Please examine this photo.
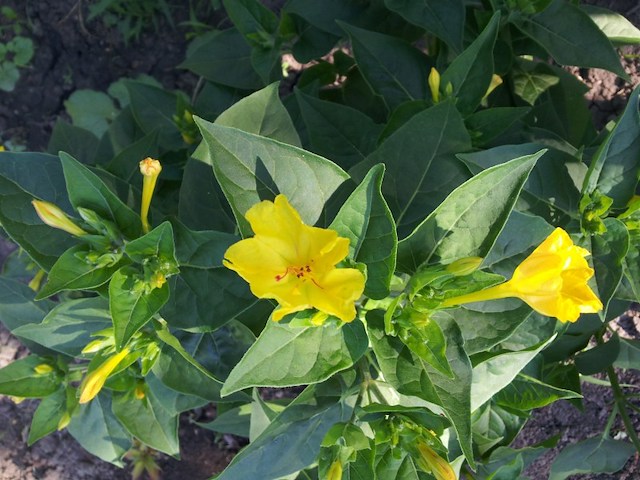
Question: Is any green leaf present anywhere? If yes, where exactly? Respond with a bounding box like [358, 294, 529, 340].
[590, 218, 629, 318]
[575, 333, 620, 375]
[145, 372, 209, 415]
[440, 12, 500, 114]
[215, 82, 301, 147]
[0, 61, 19, 91]
[110, 267, 169, 350]
[13, 297, 111, 357]
[64, 90, 118, 137]
[549, 437, 636, 480]
[512, 60, 560, 105]
[368, 310, 475, 468]
[198, 404, 252, 437]
[179, 29, 263, 90]
[384, 0, 464, 52]
[106, 131, 160, 182]
[352, 101, 471, 238]
[8, 36, 34, 66]
[329, 164, 397, 299]
[195, 117, 349, 237]
[582, 5, 640, 45]
[472, 402, 527, 456]
[216, 381, 357, 480]
[112, 389, 179, 456]
[511, 0, 627, 78]
[459, 144, 582, 225]
[28, 387, 67, 445]
[222, 319, 368, 395]
[222, 0, 279, 39]
[67, 392, 132, 467]
[339, 22, 429, 111]
[375, 448, 421, 480]
[0, 355, 60, 397]
[36, 245, 123, 299]
[47, 120, 100, 165]
[583, 85, 640, 209]
[0, 277, 52, 332]
[296, 89, 383, 170]
[60, 152, 141, 239]
[398, 310, 453, 377]
[614, 338, 640, 370]
[471, 336, 555, 411]
[397, 152, 542, 273]
[495, 373, 581, 411]
[162, 225, 259, 331]
[465, 107, 530, 147]
[125, 81, 182, 150]
[124, 221, 178, 267]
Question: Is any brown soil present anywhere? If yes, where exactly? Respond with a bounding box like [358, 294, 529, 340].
[1, 1, 640, 479]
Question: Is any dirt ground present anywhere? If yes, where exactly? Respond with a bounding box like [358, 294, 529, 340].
[0, 0, 640, 479]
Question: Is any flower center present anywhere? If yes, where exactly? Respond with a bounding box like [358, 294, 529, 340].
[275, 264, 312, 281]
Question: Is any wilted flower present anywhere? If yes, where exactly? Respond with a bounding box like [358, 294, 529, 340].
[441, 228, 602, 322]
[223, 195, 365, 323]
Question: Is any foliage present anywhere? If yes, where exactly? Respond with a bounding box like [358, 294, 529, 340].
[0, 6, 34, 92]
[1, 0, 640, 479]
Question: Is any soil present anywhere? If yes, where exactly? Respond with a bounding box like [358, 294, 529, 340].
[0, 0, 639, 479]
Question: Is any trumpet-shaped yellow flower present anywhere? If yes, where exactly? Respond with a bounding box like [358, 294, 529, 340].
[441, 228, 603, 323]
[416, 442, 456, 480]
[223, 195, 365, 323]
[79, 348, 130, 404]
[139, 157, 162, 233]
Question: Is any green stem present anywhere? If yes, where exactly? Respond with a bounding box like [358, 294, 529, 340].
[606, 364, 640, 453]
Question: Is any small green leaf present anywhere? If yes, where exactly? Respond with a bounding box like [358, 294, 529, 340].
[222, 319, 368, 395]
[0, 355, 60, 398]
[614, 338, 640, 370]
[124, 221, 178, 268]
[329, 164, 397, 299]
[495, 373, 582, 411]
[512, 60, 560, 105]
[110, 267, 169, 350]
[64, 90, 118, 137]
[28, 387, 67, 445]
[575, 333, 620, 375]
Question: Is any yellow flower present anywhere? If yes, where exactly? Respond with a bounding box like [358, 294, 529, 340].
[139, 158, 162, 233]
[326, 460, 343, 480]
[79, 348, 130, 404]
[32, 200, 88, 236]
[416, 442, 456, 480]
[441, 228, 603, 322]
[223, 195, 365, 323]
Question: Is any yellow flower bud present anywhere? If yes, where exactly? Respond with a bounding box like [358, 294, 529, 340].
[81, 338, 110, 354]
[428, 67, 441, 103]
[326, 460, 343, 480]
[0, 145, 5, 152]
[28, 269, 46, 292]
[79, 348, 130, 404]
[32, 200, 88, 236]
[57, 412, 71, 431]
[139, 158, 162, 234]
[483, 74, 503, 100]
[134, 385, 146, 400]
[34, 363, 54, 375]
[445, 257, 482, 276]
[416, 442, 456, 480]
[149, 272, 166, 290]
[9, 396, 25, 404]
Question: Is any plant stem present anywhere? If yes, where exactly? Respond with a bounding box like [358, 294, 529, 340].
[606, 364, 640, 453]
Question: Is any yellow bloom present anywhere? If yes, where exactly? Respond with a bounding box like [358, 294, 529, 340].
[223, 195, 365, 323]
[441, 228, 603, 322]
[79, 348, 130, 404]
[139, 158, 162, 233]
[32, 200, 88, 236]
[416, 442, 456, 480]
[325, 459, 343, 480]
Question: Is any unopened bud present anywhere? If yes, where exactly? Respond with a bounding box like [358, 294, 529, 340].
[428, 67, 441, 103]
[79, 348, 130, 404]
[139, 158, 162, 234]
[34, 363, 54, 375]
[445, 257, 482, 276]
[57, 412, 71, 431]
[82, 338, 110, 354]
[32, 200, 87, 236]
[134, 385, 146, 400]
[416, 442, 456, 480]
[326, 460, 343, 480]
[28, 269, 45, 291]
[483, 74, 503, 99]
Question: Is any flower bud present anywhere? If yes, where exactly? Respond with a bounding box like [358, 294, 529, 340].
[416, 442, 456, 480]
[57, 412, 71, 431]
[428, 67, 441, 103]
[445, 257, 482, 276]
[139, 158, 162, 234]
[149, 272, 166, 290]
[34, 363, 54, 375]
[32, 200, 87, 236]
[483, 74, 503, 99]
[28, 269, 45, 292]
[134, 385, 146, 400]
[79, 348, 130, 404]
[326, 460, 343, 480]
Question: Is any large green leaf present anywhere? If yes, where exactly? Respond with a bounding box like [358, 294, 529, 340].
[13, 297, 111, 357]
[195, 117, 349, 236]
[590, 218, 629, 318]
[368, 310, 475, 467]
[60, 152, 141, 239]
[340, 22, 429, 111]
[112, 389, 179, 456]
[36, 245, 124, 299]
[222, 319, 368, 395]
[67, 393, 132, 467]
[465, 107, 531, 147]
[161, 225, 259, 331]
[352, 101, 471, 238]
[459, 144, 582, 225]
[47, 120, 100, 165]
[0, 355, 60, 397]
[583, 5, 640, 45]
[471, 336, 555, 411]
[511, 0, 626, 77]
[179, 29, 262, 90]
[110, 266, 169, 350]
[440, 12, 500, 114]
[296, 89, 383, 170]
[329, 164, 397, 299]
[216, 380, 357, 480]
[106, 131, 160, 182]
[397, 152, 542, 273]
[549, 437, 636, 480]
[583, 85, 640, 209]
[0, 277, 52, 333]
[495, 373, 581, 411]
[384, 0, 464, 52]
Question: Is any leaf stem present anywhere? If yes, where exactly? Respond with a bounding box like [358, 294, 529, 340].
[606, 364, 640, 452]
